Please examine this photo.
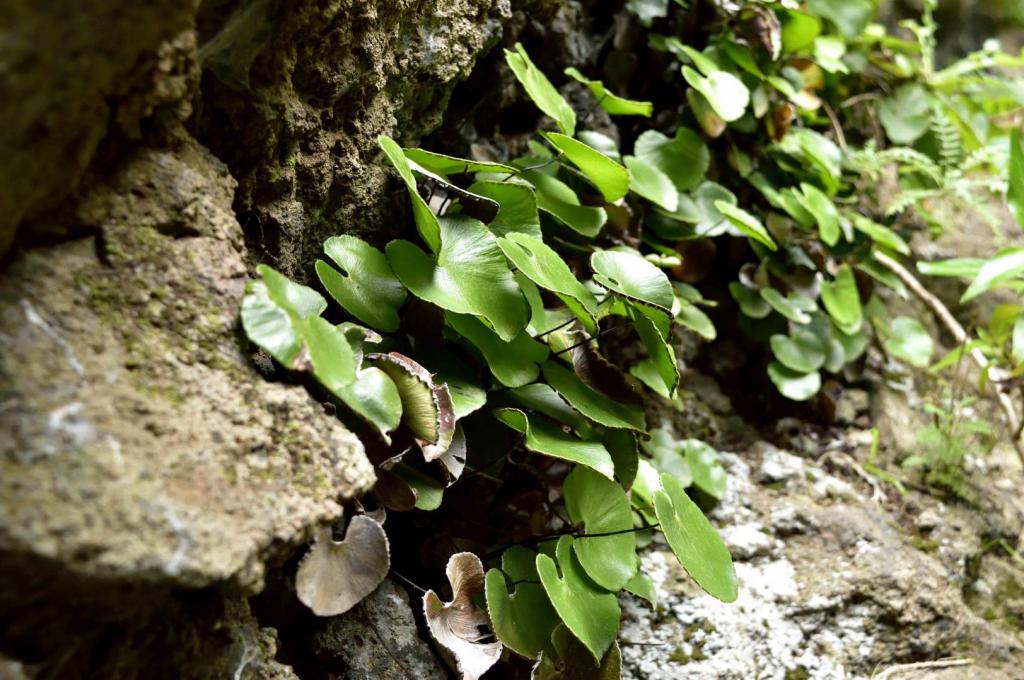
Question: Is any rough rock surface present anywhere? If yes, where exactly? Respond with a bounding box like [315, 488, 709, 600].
[622, 398, 1024, 680]
[0, 0, 511, 676]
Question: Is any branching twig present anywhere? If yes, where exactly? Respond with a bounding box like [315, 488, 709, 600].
[873, 251, 1024, 465]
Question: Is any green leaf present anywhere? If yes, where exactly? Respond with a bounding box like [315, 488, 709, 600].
[464, 180, 542, 239]
[634, 128, 710, 192]
[682, 440, 727, 501]
[505, 43, 576, 136]
[1009, 129, 1024, 231]
[676, 302, 716, 340]
[334, 365, 403, 441]
[316, 236, 407, 332]
[498, 233, 599, 326]
[639, 426, 692, 487]
[508, 383, 589, 432]
[543, 132, 630, 202]
[820, 264, 863, 334]
[564, 67, 653, 116]
[624, 155, 678, 211]
[522, 170, 608, 237]
[849, 214, 911, 255]
[729, 282, 772, 319]
[401, 147, 515, 175]
[807, 0, 873, 38]
[628, 304, 679, 397]
[446, 312, 549, 388]
[916, 258, 985, 279]
[682, 66, 750, 122]
[878, 84, 932, 145]
[367, 352, 456, 460]
[536, 536, 621, 663]
[591, 249, 674, 312]
[627, 569, 659, 610]
[415, 348, 487, 420]
[543, 362, 646, 432]
[654, 473, 738, 602]
[767, 362, 821, 401]
[494, 408, 616, 479]
[687, 88, 727, 138]
[258, 263, 327, 320]
[386, 215, 527, 342]
[796, 183, 840, 246]
[780, 10, 822, 52]
[761, 288, 814, 324]
[241, 280, 310, 367]
[602, 429, 639, 490]
[715, 202, 778, 251]
[378, 135, 442, 252]
[300, 316, 359, 392]
[485, 547, 558, 659]
[392, 463, 443, 510]
[770, 328, 829, 373]
[533, 624, 621, 680]
[885, 316, 934, 368]
[962, 247, 1024, 302]
[564, 466, 638, 590]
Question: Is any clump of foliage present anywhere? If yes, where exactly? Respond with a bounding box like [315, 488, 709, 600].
[240, 0, 1024, 675]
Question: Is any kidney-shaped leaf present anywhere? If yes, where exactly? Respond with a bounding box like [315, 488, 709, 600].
[563, 466, 637, 591]
[505, 43, 576, 136]
[494, 408, 615, 480]
[634, 128, 710, 192]
[316, 236, 407, 332]
[535, 536, 621, 663]
[424, 552, 503, 680]
[767, 361, 821, 401]
[591, 249, 674, 312]
[682, 66, 749, 122]
[624, 155, 678, 211]
[467, 180, 542, 238]
[241, 264, 326, 366]
[654, 473, 738, 602]
[544, 132, 630, 202]
[296, 516, 390, 616]
[484, 547, 558, 659]
[386, 214, 528, 342]
[820, 264, 863, 334]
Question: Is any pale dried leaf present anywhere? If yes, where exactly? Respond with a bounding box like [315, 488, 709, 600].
[296, 515, 390, 616]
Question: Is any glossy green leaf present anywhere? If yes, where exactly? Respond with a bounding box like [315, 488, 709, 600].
[466, 180, 542, 238]
[495, 408, 615, 479]
[316, 236, 406, 332]
[624, 571, 656, 608]
[878, 84, 932, 145]
[544, 132, 630, 202]
[629, 304, 679, 397]
[849, 214, 911, 255]
[682, 440, 727, 501]
[241, 279, 312, 368]
[378, 135, 442, 252]
[591, 249, 674, 312]
[682, 66, 750, 122]
[602, 428, 639, 490]
[767, 362, 821, 401]
[446, 313, 549, 388]
[498, 233, 599, 325]
[716, 202, 778, 251]
[654, 473, 738, 602]
[509, 382, 589, 432]
[1009, 129, 1024, 231]
[536, 536, 621, 663]
[334, 365, 402, 441]
[688, 88, 727, 138]
[386, 215, 527, 341]
[543, 362, 646, 431]
[962, 247, 1024, 302]
[522, 170, 608, 237]
[771, 328, 828, 373]
[796, 184, 840, 246]
[485, 547, 558, 659]
[780, 10, 822, 52]
[634, 128, 710, 192]
[761, 288, 814, 324]
[916, 258, 985, 279]
[564, 67, 653, 116]
[401, 147, 515, 175]
[505, 43, 576, 136]
[393, 463, 443, 511]
[820, 265, 863, 334]
[885, 316, 934, 368]
[624, 155, 678, 211]
[676, 302, 716, 340]
[564, 466, 637, 590]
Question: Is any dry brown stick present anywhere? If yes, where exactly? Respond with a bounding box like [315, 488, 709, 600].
[873, 251, 1024, 465]
[871, 657, 973, 679]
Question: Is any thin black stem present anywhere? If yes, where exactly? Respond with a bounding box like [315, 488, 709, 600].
[533, 317, 576, 340]
[389, 569, 427, 594]
[480, 523, 659, 561]
[552, 323, 628, 357]
[501, 152, 564, 181]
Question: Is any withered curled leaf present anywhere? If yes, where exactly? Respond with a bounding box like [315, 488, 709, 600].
[424, 552, 503, 680]
[296, 515, 390, 617]
[367, 352, 456, 461]
[570, 343, 643, 405]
